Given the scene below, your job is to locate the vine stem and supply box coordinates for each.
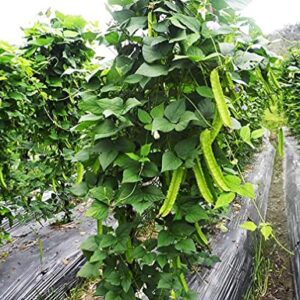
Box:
[171,256,189,299]
[250,189,294,256]
[224,134,293,255]
[183,94,212,128]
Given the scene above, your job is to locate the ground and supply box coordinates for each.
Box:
[261,155,293,300]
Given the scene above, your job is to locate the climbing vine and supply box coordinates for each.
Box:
[0,11,97,243]
[281,47,300,139]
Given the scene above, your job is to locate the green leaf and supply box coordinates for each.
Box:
[173,14,201,33]
[158,273,181,289]
[126,185,164,214]
[241,183,255,199]
[133,245,147,258]
[152,117,175,133]
[126,153,141,161]
[106,271,121,285]
[89,186,113,204]
[125,74,144,84]
[73,149,89,162]
[105,32,119,45]
[142,253,156,265]
[165,100,186,123]
[158,230,175,247]
[63,30,78,38]
[142,44,164,63]
[114,55,134,76]
[81,236,98,252]
[175,111,198,131]
[175,238,196,253]
[121,275,132,292]
[94,119,132,140]
[251,128,265,139]
[31,37,54,46]
[99,150,118,170]
[240,221,257,232]
[187,46,205,62]
[85,201,109,220]
[150,103,164,118]
[157,255,168,268]
[169,30,187,43]
[174,137,198,160]
[122,168,142,183]
[225,175,255,199]
[170,221,196,236]
[138,109,152,124]
[90,250,107,263]
[161,151,182,172]
[240,125,254,148]
[140,144,151,157]
[123,98,141,114]
[70,182,88,197]
[135,63,168,77]
[77,261,100,278]
[112,9,135,23]
[196,86,214,98]
[127,17,147,35]
[99,234,116,248]
[182,32,200,50]
[108,0,133,5]
[214,192,236,209]
[185,206,208,223]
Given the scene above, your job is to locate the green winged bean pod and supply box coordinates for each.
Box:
[76,162,84,184]
[210,68,233,128]
[193,158,214,204]
[278,127,284,157]
[210,111,223,142]
[158,167,185,217]
[200,129,230,191]
[195,222,209,246]
[0,167,7,190]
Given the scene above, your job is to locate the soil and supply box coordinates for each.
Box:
[261,155,293,300]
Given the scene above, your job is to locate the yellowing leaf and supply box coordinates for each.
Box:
[260,224,273,240]
[240,221,257,232]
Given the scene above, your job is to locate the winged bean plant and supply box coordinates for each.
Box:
[73,0,279,299]
[0,11,97,243]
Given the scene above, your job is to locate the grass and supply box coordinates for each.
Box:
[244,237,272,300]
[67,280,98,300]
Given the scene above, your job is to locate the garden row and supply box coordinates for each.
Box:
[0,0,299,299]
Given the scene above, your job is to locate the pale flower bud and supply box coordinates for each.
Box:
[153,131,160,140]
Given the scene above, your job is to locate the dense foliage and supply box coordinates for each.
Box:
[0,41,37,242]
[0,0,290,298]
[72,0,279,299]
[281,48,300,139]
[0,11,97,243]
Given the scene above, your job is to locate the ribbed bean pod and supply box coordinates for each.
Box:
[192,158,214,204]
[195,222,209,246]
[76,162,84,184]
[210,68,232,128]
[0,167,7,190]
[210,111,223,142]
[158,167,185,217]
[200,129,230,191]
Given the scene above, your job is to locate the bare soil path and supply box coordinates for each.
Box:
[261,155,293,300]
